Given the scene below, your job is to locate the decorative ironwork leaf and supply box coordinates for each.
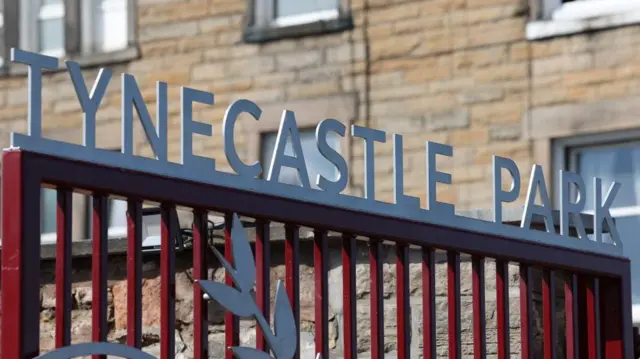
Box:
[231,346,274,359]
[34,342,156,359]
[210,244,241,289]
[230,213,256,293]
[272,280,297,359]
[198,279,256,317]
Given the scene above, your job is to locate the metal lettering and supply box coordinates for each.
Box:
[560,170,588,239]
[393,134,420,209]
[316,118,348,194]
[521,165,555,233]
[181,87,214,169]
[593,178,621,245]
[426,141,454,216]
[11,48,59,138]
[267,110,310,189]
[223,99,263,178]
[492,155,521,224]
[66,61,111,148]
[121,75,167,161]
[352,125,386,200]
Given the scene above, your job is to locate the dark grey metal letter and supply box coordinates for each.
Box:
[352,125,386,200]
[267,110,311,189]
[223,99,262,178]
[316,119,348,194]
[560,170,588,239]
[393,134,420,209]
[11,48,59,138]
[492,155,521,224]
[66,61,112,148]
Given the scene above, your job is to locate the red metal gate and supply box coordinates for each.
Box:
[0,149,634,359]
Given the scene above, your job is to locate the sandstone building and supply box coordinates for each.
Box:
[0,0,637,358]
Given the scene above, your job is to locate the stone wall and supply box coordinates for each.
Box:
[25,227,566,359]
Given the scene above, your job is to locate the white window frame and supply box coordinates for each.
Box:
[18,0,131,58]
[254,0,341,29]
[527,0,640,40]
[20,0,66,58]
[553,129,640,324]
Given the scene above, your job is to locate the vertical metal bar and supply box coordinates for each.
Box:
[370,240,384,359]
[447,251,461,359]
[285,224,301,359]
[314,230,329,359]
[397,244,410,359]
[621,264,635,359]
[343,234,357,359]
[224,213,239,359]
[256,219,271,353]
[193,210,208,359]
[565,274,579,359]
[599,278,623,358]
[594,278,602,359]
[127,199,143,349]
[161,204,176,359]
[92,194,108,359]
[472,256,486,359]
[55,188,72,348]
[543,269,557,359]
[578,276,598,359]
[496,260,510,359]
[520,264,534,359]
[1,152,41,359]
[422,248,436,359]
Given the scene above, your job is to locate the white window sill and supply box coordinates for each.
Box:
[527,8,640,40]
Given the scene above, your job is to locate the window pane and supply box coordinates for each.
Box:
[38,17,64,54]
[109,198,128,229]
[94,0,128,52]
[261,129,341,190]
[42,0,62,6]
[276,0,338,18]
[573,142,640,210]
[41,188,57,234]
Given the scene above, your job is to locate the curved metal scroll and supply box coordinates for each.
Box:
[35,342,156,359]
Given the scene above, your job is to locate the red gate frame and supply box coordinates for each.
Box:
[0,150,635,359]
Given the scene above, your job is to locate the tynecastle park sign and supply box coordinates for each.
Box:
[7,48,624,257]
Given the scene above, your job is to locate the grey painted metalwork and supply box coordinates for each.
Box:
[315,118,348,193]
[34,343,155,359]
[223,99,264,179]
[492,155,520,225]
[426,141,454,216]
[267,110,311,189]
[7,47,625,257]
[198,214,298,359]
[66,60,111,149]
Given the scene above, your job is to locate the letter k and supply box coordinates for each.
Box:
[594,178,621,246]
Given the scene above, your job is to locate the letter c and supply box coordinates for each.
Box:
[223,99,263,178]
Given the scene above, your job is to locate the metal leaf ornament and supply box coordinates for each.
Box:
[198,213,298,359]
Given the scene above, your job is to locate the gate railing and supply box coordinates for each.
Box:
[0,149,634,359]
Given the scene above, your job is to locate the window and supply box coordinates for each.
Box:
[0,0,137,73]
[40,188,128,243]
[260,128,341,189]
[527,0,640,40]
[554,132,640,320]
[244,0,353,43]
